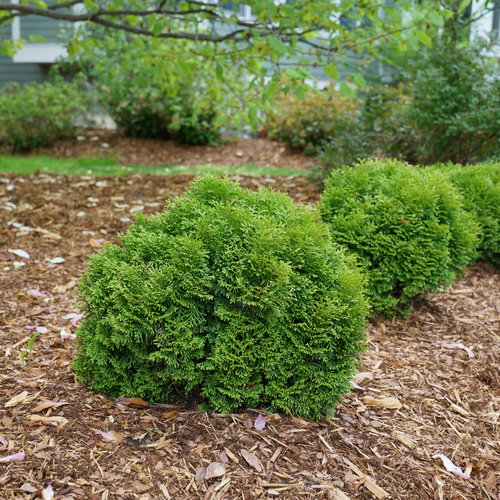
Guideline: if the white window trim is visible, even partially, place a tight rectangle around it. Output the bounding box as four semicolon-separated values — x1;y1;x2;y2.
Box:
10;0;69;63
12;43;68;63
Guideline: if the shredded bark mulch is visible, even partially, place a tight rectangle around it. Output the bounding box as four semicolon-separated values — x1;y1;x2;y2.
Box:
12;131;318;171
0;172;499;500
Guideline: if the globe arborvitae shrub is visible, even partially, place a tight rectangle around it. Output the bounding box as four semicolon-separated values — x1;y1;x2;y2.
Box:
318;160;479;317
442;162;500;268
73;175;368;419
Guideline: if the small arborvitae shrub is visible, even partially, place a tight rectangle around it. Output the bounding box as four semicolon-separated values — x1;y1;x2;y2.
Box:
73;176;368;419
319;160;479;317
442;162;500;268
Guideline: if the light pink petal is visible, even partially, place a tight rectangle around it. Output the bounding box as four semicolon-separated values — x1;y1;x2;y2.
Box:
25;325;36;331
35;326;48;334
27;289;46;298
60;330;76;341
34;307;53;315
42;484;54;500
254;414;266;430
0;435;8;447
63;313;84;326
95;430;123;441
433;454;471;479
0;451;26;462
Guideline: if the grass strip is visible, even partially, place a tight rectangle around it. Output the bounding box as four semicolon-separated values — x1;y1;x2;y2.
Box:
0;156;309;178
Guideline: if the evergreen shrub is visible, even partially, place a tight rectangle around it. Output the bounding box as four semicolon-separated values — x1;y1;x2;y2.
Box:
441;162;500;267
319;160;479;317
73;175;368;419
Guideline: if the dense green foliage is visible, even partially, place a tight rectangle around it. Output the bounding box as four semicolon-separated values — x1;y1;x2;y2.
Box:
266;42;499;172
319;160;479;317
90;37;244;144
440;162;500;267
73;175;368;418
0;78;91;152
1;0;452;118
265;90;361;155
399;42;500;164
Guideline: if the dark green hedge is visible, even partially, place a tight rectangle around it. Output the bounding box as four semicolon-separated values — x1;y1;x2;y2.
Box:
319;160;479;317
74;175;368;418
440;162;500;268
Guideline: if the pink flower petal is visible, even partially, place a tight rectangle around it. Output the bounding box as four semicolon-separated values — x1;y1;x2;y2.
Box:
63;313;84;326
42;484;54;500
0;451;26;462
254;414;266;430
0;435;8;447
27;289;46;298
95;430;123;441
60;330;77;341
35;326;48;334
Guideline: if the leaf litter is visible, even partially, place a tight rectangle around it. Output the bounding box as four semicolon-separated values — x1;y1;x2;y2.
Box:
0;171;498;499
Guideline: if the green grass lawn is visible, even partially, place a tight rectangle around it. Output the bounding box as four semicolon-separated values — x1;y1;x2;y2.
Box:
0;156;309;177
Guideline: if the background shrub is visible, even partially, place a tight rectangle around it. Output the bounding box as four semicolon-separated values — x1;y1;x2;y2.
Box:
0;77;92;152
266;41;499;175
399;42;500;165
319;160;479;317
90;36;243;145
73;175;368;419
440;162;500;268
264;89;364;164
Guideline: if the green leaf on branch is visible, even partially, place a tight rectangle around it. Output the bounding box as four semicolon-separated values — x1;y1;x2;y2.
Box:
268;37;290;56
324;63;339;80
428;11;444;26
350;73;366;89
339;81;356;98
416;30;432;48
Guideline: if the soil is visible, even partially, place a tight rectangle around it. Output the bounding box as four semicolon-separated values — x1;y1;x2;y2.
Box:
0;169;499;500
17;131;318;171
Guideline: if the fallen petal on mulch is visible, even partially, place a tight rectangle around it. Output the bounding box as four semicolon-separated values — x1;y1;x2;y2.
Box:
241;449;263;472
0;452;26;463
204;462;226;480
254;413;266;430
95;430;125;442
433;454;471;480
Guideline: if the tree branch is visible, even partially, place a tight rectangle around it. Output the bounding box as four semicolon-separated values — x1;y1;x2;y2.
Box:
0;0;81;24
0;3;254;41
0;3;334;44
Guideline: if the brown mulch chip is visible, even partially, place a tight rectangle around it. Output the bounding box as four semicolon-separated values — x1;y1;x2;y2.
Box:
0;172;499;500
14;130;318;170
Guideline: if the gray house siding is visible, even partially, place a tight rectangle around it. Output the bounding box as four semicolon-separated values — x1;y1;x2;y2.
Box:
0;14;67;87
0;56;50;86
20;15;64;43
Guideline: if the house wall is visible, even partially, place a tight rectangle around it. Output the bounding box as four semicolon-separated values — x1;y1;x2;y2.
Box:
0;13;66;87
0;24;46;86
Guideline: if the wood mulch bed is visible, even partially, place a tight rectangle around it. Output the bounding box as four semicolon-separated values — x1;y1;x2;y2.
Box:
9;131;318;171
0;171;498;500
